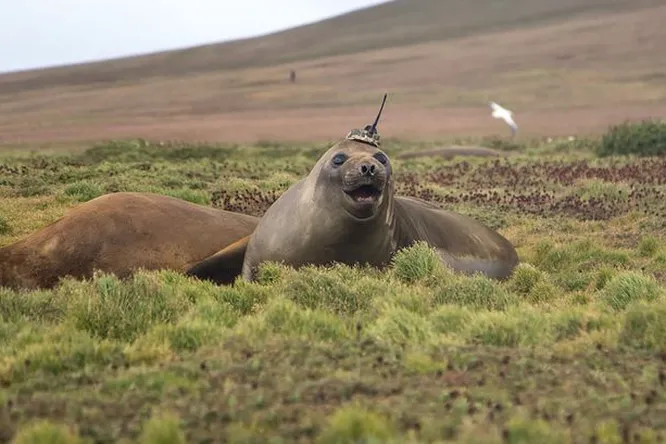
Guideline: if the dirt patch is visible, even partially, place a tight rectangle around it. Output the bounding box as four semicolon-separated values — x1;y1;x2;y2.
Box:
2;103;666;148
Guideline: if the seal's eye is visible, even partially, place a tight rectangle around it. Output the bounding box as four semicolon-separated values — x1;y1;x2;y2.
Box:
373;152;389;165
331;153;348;166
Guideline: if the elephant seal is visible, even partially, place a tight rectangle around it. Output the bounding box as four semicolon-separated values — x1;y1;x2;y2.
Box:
186;94;519;284
0;192;259;290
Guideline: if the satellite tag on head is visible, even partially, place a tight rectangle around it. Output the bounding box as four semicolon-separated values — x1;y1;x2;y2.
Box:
345;93;388;147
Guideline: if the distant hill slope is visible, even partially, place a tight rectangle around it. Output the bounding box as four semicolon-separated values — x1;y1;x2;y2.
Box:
1;0;665;145
0;0;661;92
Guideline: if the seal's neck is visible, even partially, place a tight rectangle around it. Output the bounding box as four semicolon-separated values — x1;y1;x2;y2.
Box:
325;184;398;266
383;179;399;254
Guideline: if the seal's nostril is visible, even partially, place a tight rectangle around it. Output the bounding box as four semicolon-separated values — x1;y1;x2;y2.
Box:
360;163;378;176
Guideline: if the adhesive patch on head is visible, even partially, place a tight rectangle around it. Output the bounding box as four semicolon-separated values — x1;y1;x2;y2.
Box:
345;93;388;147
346;127;381;147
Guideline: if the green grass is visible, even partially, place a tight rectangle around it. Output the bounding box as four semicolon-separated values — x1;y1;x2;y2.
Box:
0;137;665;443
597;119;666;158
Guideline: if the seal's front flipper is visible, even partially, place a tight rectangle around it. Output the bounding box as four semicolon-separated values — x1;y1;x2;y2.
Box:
184;235;251;285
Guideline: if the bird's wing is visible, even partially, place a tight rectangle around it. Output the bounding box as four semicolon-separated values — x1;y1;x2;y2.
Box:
490;102;504;118
505;115;518;130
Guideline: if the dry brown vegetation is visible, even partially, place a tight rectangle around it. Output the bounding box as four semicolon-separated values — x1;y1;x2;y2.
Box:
1;0;666;147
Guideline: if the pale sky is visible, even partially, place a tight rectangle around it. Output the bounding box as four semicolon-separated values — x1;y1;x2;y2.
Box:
0;0;390;74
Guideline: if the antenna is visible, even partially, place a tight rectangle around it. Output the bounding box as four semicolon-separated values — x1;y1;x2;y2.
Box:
367;92;388;136
346;92;389;147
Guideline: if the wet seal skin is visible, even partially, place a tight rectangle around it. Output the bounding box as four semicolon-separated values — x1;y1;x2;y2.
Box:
0;192;259;290
187;94;519;284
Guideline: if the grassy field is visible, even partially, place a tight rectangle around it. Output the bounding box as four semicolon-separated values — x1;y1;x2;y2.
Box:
0;133;665;443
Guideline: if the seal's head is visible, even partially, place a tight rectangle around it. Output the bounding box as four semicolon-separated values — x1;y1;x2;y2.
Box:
309;93;393;221
320;139;392;220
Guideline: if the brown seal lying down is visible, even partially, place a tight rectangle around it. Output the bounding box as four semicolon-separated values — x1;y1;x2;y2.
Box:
0;192;259;290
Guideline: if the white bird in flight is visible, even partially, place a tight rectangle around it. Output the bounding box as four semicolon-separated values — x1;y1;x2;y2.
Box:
489;101;518;136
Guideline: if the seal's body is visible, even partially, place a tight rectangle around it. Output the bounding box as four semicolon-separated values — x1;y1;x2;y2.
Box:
389;195;518;279
239;139;518;281
185;94;519;284
187;140;518;284
0;192;259;290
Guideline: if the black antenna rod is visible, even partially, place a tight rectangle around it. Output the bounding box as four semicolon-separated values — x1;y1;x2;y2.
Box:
369;93;388;134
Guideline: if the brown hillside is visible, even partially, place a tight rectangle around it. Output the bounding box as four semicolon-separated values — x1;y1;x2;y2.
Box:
0;0;660;91
1;0;665;146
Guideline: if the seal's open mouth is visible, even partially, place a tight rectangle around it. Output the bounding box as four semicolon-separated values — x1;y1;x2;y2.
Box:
345;184;381;203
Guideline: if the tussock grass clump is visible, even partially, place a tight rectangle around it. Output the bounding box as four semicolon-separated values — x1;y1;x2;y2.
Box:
0;214;11;235
428;305;474;335
533;239;630;274
210;280;270;316
637;235;660;257
550;308;591;341
466;308;548;347
531;239;631;292
367;305;436;347
160;188;210;205
619;302;666;353
508;262;543;295
63;180;104;202
145;319;221;353
2;328;125;382
78;140;237;164
381;284;434;315
138;411;187;444
592;266;617;291
254;261;284;285
434;274;518;311
271;264;377;315
572;178;629;203
526;280;559;304
391;241;447;284
124;284;242;356
402;350;446;374
317;404;397;444
14;177;51;197
258;298;351;342
504;414;568;444
652;253;666;267
188;297;240;327
11;420;82;444
532;240;573;272
599;271;662;311
507;263;559;304
63;272;194;342
597;119;666;157
0;288;66;323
